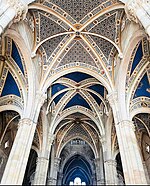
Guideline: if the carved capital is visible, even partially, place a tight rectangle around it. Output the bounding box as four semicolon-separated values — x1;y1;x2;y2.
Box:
48;134;55;147
47;177;56;184
18;118;34;127
36;156;49;165
105;159;117;167
107;92;118;108
125;0;139;23
54;157;61;169
7;0;28;22
36;91;47;107
117;120;135;131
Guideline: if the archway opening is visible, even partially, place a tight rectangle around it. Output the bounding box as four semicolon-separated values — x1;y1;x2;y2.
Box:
23;149;38;185
0;110;20;181
62;154;92;185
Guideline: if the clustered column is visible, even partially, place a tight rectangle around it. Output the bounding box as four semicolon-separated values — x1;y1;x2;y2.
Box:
101;136;118;185
47;157;61;185
33;135;55;185
107;92;147;185
104;159;118;185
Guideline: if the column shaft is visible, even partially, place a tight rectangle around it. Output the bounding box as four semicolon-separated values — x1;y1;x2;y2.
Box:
1;118;36;185
104;160;117;185
32;134;54;185
33;157;49;185
107;92;147;184
115;120;147;184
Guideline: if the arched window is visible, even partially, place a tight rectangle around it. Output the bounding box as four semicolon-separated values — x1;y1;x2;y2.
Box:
69;177;86;185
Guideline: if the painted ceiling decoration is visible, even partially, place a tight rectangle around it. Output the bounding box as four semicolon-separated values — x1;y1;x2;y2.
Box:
0;37;28;100
133;113;150;134
134;72;150;99
130;41;143;75
125;37;150;107
1;72;21;97
55;111;100;160
0;0;149;120
29;0;124;87
0;1;150;185
11;41;25;75
48;72;106;114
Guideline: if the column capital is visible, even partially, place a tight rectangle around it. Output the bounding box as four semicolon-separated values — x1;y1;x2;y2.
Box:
36;91;47;107
105;159;117;167
48;134;55;147
125;0;150;22
36;156;48;162
7;0;28;23
54;157;61;169
117;120;135;131
47;177;56;184
125;0;139;23
18;118;35;127
107;92;118;108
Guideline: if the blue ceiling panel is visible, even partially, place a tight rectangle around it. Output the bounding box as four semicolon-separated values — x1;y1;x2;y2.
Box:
88;91;102;105
134;73;150;98
131;42;143;75
11;41;24;74
53;91;67;104
52;83;68;96
64;93;92;110
64;72;92;82
88;84;104;97
1;71;21;97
